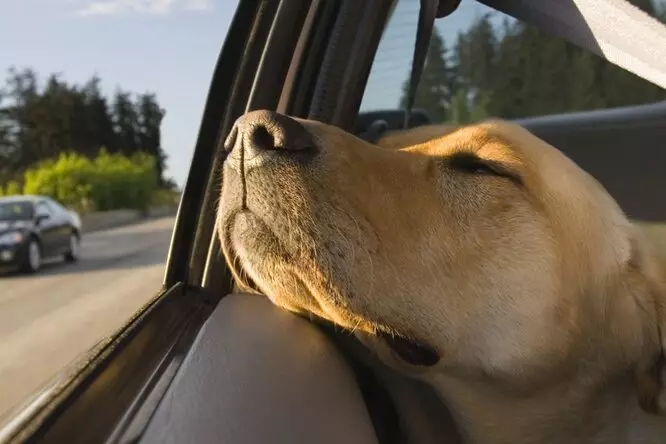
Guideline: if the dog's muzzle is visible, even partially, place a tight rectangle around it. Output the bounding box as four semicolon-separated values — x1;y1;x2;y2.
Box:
224;110;318;173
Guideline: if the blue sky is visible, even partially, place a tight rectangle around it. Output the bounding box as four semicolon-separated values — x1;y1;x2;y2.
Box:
0;0;493;187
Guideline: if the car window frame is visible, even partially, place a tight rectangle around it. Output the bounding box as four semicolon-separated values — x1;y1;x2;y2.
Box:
0;0;379;441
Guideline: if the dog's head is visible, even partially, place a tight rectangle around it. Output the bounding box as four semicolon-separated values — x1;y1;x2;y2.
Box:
218;110;666;412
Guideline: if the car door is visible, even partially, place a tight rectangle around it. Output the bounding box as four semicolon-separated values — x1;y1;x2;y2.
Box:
44;199;72;253
34;200;60;258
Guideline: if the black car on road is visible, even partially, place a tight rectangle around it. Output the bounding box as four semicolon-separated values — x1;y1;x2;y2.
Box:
0;195;82;274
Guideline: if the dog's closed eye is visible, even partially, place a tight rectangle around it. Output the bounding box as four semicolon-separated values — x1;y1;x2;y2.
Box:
447;152;522;185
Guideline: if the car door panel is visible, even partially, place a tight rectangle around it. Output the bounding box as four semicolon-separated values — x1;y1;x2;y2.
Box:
34;202;59;257
141;294;381;444
47;202;71;253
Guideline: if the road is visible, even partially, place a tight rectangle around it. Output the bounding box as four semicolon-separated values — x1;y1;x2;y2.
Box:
0;216;175;423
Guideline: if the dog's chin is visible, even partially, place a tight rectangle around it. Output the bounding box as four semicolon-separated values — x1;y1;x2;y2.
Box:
223;210;441;369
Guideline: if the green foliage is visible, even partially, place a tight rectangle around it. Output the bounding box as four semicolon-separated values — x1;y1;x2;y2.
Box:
22;149;158;212
3;180;22;196
469;90;492;122
23;152;93;208
90;149;158;212
151;188;181;208
450;89;470;124
400;28;454;122
0;69;167;185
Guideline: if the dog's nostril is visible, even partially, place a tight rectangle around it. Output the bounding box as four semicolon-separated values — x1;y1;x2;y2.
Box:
250;126;276;151
239;110;315;154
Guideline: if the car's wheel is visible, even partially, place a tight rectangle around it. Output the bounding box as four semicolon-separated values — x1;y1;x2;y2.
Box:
21;239;42;273
64;232;80;263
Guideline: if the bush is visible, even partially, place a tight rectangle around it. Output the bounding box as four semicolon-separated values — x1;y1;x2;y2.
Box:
22;149;159;212
1;180;23;196
151;188;181;208
23;153;94;210
88;149;159;212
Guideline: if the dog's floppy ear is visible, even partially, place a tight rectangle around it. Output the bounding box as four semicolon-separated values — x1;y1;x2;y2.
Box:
631;233;666;415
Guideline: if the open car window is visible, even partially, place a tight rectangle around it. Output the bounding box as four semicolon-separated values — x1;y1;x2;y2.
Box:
361;0;666;121
0;0;229;429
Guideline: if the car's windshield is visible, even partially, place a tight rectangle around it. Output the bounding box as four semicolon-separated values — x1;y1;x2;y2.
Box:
0;201;34;222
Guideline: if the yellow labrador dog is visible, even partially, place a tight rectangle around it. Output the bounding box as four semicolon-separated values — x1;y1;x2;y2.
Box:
218;110;666;444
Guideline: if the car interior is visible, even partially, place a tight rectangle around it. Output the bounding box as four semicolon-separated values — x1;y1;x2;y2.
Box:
1;0;665;443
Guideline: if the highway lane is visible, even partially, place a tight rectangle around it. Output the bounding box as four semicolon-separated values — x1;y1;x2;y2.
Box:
0;216;175;423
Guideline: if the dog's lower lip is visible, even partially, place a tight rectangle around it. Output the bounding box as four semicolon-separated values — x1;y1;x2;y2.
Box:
223;212;262;294
378;331;440;367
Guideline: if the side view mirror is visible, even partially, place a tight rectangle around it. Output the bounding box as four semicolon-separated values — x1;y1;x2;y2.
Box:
35;212;50;225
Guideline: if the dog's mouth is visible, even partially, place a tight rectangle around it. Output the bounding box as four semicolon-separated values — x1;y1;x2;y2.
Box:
377;331;440;367
221;212;264;296
222;209;441;368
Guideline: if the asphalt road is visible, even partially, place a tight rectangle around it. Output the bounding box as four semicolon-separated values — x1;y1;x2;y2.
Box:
0;216;175;423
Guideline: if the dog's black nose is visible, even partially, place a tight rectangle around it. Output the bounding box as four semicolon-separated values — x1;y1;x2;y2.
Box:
224;110;315;165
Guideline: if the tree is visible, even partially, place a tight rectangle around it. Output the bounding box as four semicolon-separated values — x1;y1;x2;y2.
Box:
137;93;167;186
453;0;665;120
455;13;497;91
452;13;500;119
112;90;140;156
399;28;454;122
0;91;14;182
567;50;605;111
449;89;470;124
1;67;42;172
483;20;525;118
0;68;169;189
80;76;116;156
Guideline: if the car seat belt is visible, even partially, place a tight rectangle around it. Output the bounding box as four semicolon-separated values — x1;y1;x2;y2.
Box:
403;0;441;130
358;0;439;142
476;0;666;90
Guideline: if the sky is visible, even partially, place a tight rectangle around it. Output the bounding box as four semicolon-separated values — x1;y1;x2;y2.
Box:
0;0;497;187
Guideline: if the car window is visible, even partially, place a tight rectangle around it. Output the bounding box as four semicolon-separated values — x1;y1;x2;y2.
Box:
0;201;34;222
35;201;52;216
360;0;666;120
0;0;237;422
45;198;66;216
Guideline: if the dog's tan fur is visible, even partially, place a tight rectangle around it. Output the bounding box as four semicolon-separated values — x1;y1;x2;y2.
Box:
219;111;666;444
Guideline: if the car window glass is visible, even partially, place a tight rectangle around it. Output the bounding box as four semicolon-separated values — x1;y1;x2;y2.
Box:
35;202;51;216
0;201;34;222
45;199;65;216
360;0;666;119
